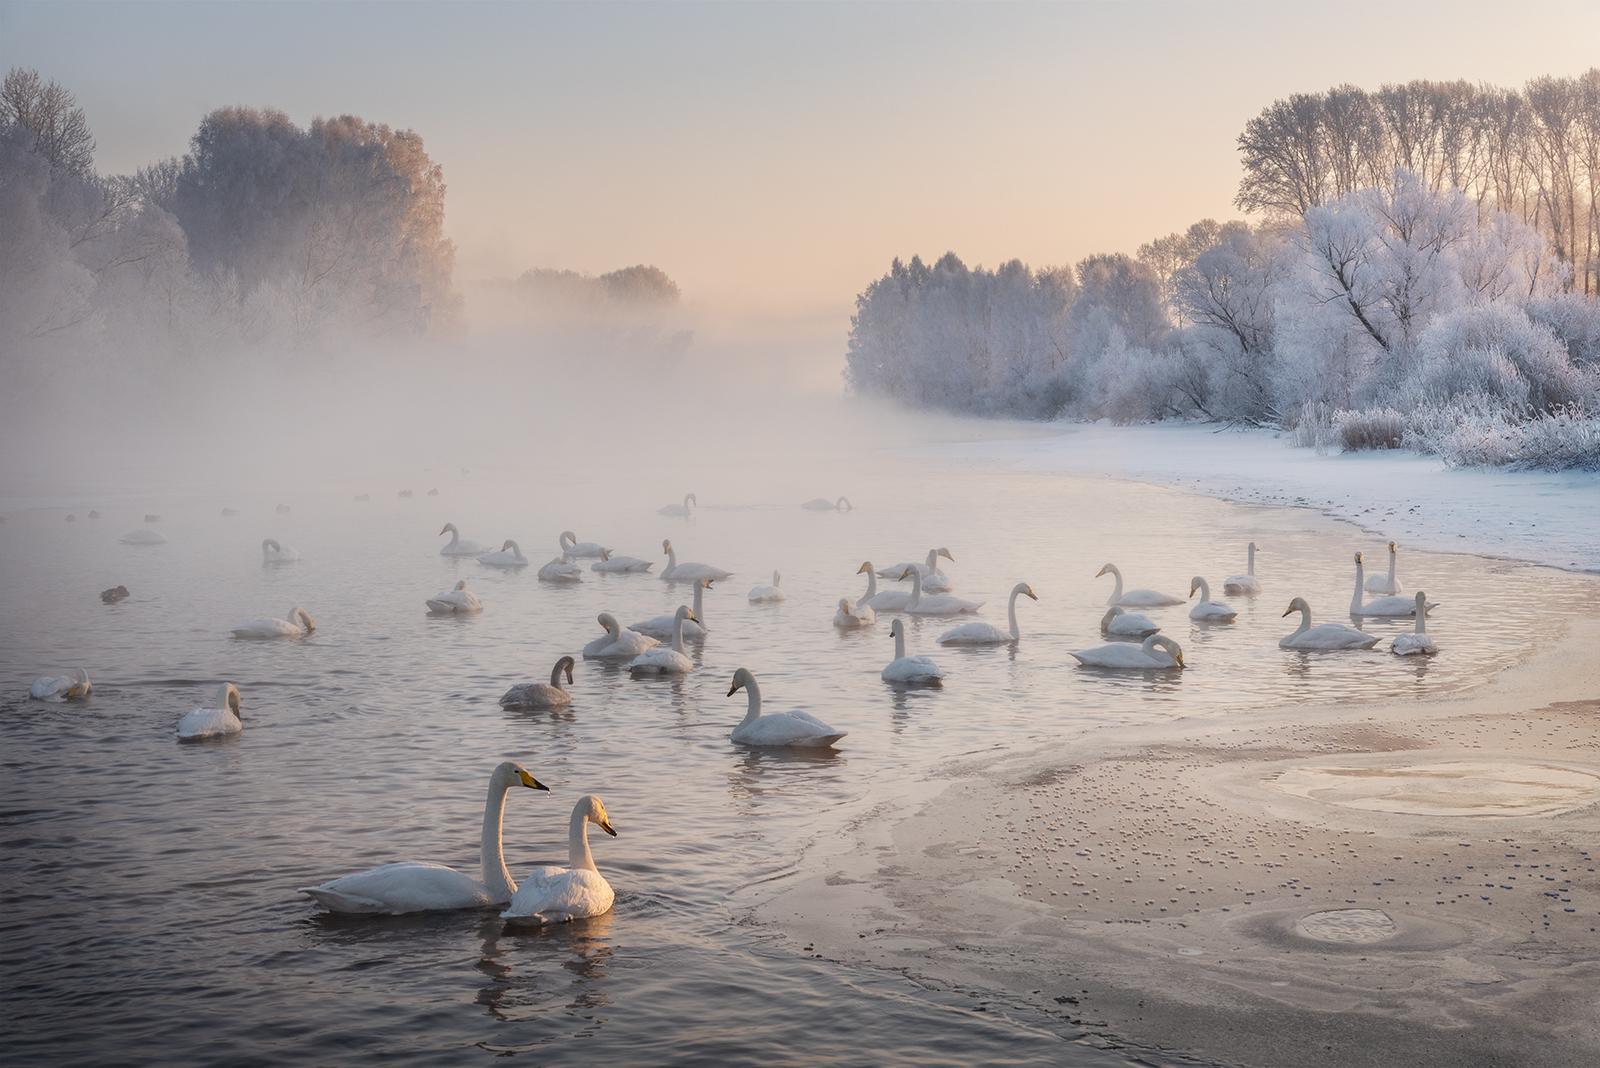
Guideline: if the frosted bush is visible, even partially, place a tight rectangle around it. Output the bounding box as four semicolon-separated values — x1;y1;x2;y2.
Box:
1334;407;1406;451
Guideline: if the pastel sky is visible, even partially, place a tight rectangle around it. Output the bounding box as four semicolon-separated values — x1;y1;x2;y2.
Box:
5;0;1600;317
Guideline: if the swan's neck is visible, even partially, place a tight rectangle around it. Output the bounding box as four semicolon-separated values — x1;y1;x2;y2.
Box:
561;532;575;552
666;546;677;572
1294;604;1311;634
1414;602;1427;633
1351;560;1365;614
549;662;566;687
692;581;704;619
683;495;693;513
772;570;780;588
1107;566;1123;603
1387;551;1398;583
445;527;460;548
1247;544;1255;576
1007;588;1022;640
481;777;516;900
924;549;940;576
568;808;597;872
893;626;906;660
740;677;763;726
1195;578;1210;603
863;569;878;601
671;613;687;653
908;567;923;606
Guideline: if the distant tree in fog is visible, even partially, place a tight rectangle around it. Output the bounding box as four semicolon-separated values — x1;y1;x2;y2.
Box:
1;68;95;178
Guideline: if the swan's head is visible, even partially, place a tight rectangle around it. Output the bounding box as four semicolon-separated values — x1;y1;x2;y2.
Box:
216;682;241;718
1354;551;1364;565
439;523;456;536
1414;590;1428;608
577;794;617;837
837;597;852;614
772;570;781;585
937;547;954;563
453;580;467;591
662;538;674;553
1095;563;1116;578
1015;583;1038;601
676;605;699;624
1282;597;1310;618
726;667;756;697
696;577;714;591
898;566;917;580
856;561;873;575
553;656;575;686
596;612;620;636
1248;541;1258;552
1148;635;1185;667
889;616;904;637
67;668;92;699
493;760;550;792
1188;576;1206;598
263;538;280;553
685;493;697;507
560;530;577;548
290;607;316;632
598;547;612;561
1388;540;1398;553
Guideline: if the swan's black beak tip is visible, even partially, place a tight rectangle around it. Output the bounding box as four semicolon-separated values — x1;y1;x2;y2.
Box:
726;684;737;697
600;820;618;837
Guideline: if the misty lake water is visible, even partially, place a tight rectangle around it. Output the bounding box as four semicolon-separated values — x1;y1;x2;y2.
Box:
2;415;1592;1067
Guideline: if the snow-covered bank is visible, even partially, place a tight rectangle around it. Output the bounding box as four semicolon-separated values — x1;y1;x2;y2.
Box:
937;422;1600;573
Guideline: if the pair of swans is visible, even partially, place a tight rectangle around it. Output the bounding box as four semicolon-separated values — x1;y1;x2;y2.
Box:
30;668;91;702
1365;541;1404;595
834;595;876;628
1072;634;1185;670
1097;564;1183;607
660;539;731;583
1392;593;1438;656
232;606;316;639
878;548;954;593
1280;597;1379;650
559;531;608;559
583;614;660;659
427;580;483;615
479;540;528;568
850;560;980;614
1352;553;1436;617
902;567;982;615
728;668;845;747
882;618;944;684
176;682;243;739
262;538;299;564
748;571;785;602
939;582;1037;644
801;496;853;512
120;529;166;545
634;578;711;639
593;548;653;573
1188;577;1236;622
501;657;575;708
628;606;700;675
1223;543;1261;595
659;493;697;518
1101;606;1159;639
440;523;485;557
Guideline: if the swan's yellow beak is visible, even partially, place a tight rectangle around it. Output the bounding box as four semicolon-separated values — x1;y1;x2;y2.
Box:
856;562;871;574
599;818;618;837
899;567;915;580
1281;605;1295;617
1026;587;1038;600
1095;565;1109;577
1176;653;1186;668
516;770;550;791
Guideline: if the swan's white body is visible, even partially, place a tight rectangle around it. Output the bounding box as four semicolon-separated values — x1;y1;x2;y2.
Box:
1351;554;1435;618
1280;597;1380;650
439;523;485;557
30;668;91;702
856;563;911;612
1365;541;1404;595
748;571;785;602
231;606;316;640
939;582;1036;644
592;549;653;573
1188;577;1237;622
1071;634;1185;670
1391;593;1438;656
879;548;954;593
802;496;853;512
627;606;698;674
905;567;982;616
833;596;876;628
538;555;584;583
1222;543;1261;596
427;580;483;614
882;618;944;684
120;529;166;545
1101;606;1159;639
261;538;300;564
559;531;609;559
478;539;529;568
175;682;242;739
728;668;845;748
582;613;660;659
659;539;732;583
658;493;697;518
1097;564;1183;607
633;578;711;639
501;658;575;708
300;762;549;914
501;795;616;926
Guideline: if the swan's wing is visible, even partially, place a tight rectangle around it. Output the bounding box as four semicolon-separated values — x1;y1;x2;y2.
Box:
503;869;614;924
300;861;491;914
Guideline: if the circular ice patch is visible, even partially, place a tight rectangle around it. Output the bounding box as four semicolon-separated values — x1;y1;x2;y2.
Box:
1293;908;1397;944
1273;761;1600;818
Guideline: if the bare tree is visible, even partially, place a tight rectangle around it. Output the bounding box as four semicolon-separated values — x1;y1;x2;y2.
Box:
0;67;95;177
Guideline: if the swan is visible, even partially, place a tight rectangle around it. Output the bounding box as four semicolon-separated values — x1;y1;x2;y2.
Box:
439;523;485;557
222;507;240;516
855;561;911;612
1365;541;1404;595
904;567;982;616
559;530;609;559
231;606;316;639
582;613;659;659
30;668;91;702
728;668;845;748
659;539;732;583
397;490;412;499
1071;634;1185;670
833;596;876;629
1222;542;1261;596
592;548;653;573
100;585;129;604
1351;553;1436;617
88;509;100;519
144;513;161;523
1096;563;1183;607
352;495;369;503
120;529;166;545
748;571;785;602
262;537;300;564
276;502;292;512
1188;577;1237;622
939;582;1037;645
427;579;483;615
501;657;576;709
627;606;699;675
501;794;617;926
879;547;954;592
633;578;711;639
427;488;439;497
1391;593;1438;656
1101;606;1159;639
300;761;550;914
882;618;944;685
659;493;697;518
538;555;584;583
1279;597;1380;650
175;682;243;739
801;496;853;511
478;539;529;568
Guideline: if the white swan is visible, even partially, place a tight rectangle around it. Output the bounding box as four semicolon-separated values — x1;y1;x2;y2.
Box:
627;606;699;675
427;579;483;615
1280;597;1379;650
633;578;711;639
1222;542;1261;596
30;668;91;702
728;668;845;748
120;529;166;545
261;538;300;564
851;561;907;612
300;762;549;913
592;548;653;573
501;794;617;926
1351;553;1436;618
501;657;575;708
659;539;732;583
582;613;660;659
176;682;243;739
1188;577;1237;622
440;523;485;557
749;571;785;602
939;582;1037;645
1071;634;1185;670
905;567;982;616
478;539;529;568
1101;606;1159;639
1096;563;1183;607
833;596;876;629
882;618;944;684
559;530;609;559
801;496;853;511
1392;593;1438;656
879;547;954;592
1365;541;1404;595
538;555;584;583
231;606;315;640
659;493;697;518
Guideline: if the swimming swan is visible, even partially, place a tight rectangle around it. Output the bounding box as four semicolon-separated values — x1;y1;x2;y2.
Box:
299;762;549;914
1096;563;1183;607
559;531;609;559
1071;634;1185;670
1222;542;1261;596
501;657;576;708
939;582;1037;644
231;606;315;639
1280;597;1379;650
120;529;166;545
633;578;711;639
728;668;846;747
30;668;91;702
802;496;853;511
880;547;954;592
659;493;697;518
262;538;300;564
882;618;944;684
440;523;485;557
427;579;483;615
1351;553;1436;617
501;794;617;926
1391;593;1438;656
538;555;584;583
175;682;243;739
1365;541;1404;595
856;561;910;612
627;606;699;675
904;567;982;616
478;540;529;568
833;596;876;628
1188;577;1236;622
582;614;659;659
659;539;732;583
592;548;653;573
749;571;785;602
1101;606;1159;639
